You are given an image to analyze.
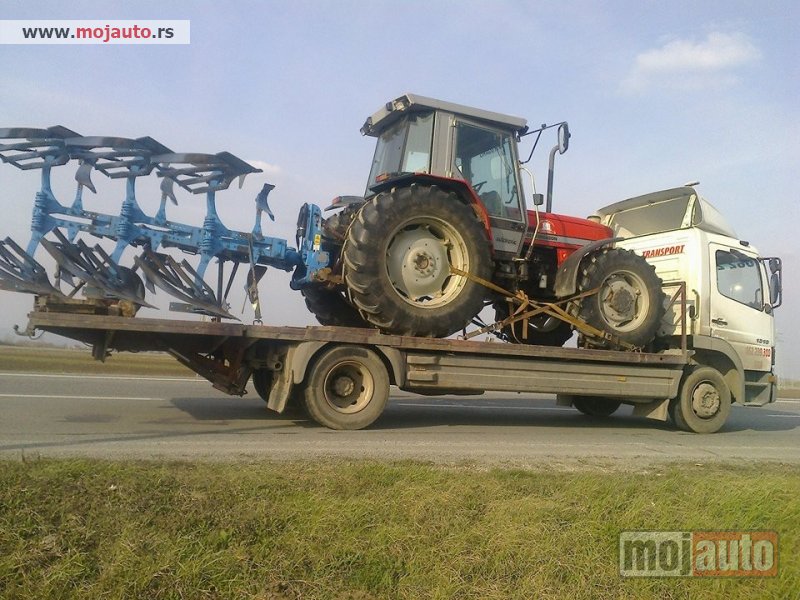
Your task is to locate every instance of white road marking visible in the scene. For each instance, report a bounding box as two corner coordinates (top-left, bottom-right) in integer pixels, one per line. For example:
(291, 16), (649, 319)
(0, 372), (202, 382)
(0, 393), (160, 401)
(395, 403), (574, 412)
(766, 414), (800, 418)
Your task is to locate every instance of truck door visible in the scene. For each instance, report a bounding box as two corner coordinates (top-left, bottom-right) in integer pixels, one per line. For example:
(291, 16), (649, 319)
(709, 243), (774, 371)
(450, 119), (527, 258)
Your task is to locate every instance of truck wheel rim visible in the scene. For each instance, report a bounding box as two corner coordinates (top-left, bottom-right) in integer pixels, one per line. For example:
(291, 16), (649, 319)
(322, 361), (374, 414)
(691, 382), (721, 418)
(598, 270), (650, 332)
(385, 217), (469, 308)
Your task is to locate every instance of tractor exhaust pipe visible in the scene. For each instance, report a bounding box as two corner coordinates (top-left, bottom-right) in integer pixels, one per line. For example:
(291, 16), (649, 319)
(545, 122), (570, 213)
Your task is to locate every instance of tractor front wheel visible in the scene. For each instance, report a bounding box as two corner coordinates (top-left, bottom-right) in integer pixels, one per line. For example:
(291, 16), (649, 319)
(571, 248), (665, 349)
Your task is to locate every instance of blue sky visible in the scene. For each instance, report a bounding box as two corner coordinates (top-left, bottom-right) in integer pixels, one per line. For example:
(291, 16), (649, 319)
(1, 1), (798, 376)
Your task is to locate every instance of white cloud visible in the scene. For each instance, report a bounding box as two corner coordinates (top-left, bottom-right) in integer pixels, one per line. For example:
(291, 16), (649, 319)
(621, 32), (762, 94)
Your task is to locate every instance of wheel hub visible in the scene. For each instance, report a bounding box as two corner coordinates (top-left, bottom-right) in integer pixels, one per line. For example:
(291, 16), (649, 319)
(386, 226), (456, 302)
(691, 382), (721, 418)
(323, 362), (373, 414)
(599, 275), (645, 329)
(332, 375), (355, 397)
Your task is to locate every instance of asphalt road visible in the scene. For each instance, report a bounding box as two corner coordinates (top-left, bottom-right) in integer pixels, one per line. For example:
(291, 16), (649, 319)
(1, 371), (799, 465)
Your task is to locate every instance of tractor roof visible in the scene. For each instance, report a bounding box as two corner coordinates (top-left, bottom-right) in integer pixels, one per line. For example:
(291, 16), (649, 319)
(361, 93), (528, 137)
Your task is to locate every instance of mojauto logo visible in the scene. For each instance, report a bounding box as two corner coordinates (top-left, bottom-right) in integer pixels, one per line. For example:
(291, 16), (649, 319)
(619, 531), (778, 577)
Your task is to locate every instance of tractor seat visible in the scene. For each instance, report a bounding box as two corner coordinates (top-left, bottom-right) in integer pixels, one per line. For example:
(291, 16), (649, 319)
(480, 191), (502, 216)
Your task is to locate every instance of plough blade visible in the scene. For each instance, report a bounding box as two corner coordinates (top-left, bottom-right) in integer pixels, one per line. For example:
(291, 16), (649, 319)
(0, 237), (63, 296)
(134, 250), (236, 320)
(0, 124), (332, 323)
(40, 230), (153, 307)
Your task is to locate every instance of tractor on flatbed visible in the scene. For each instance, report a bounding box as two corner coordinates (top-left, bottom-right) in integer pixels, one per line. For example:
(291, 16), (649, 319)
(313, 94), (666, 349)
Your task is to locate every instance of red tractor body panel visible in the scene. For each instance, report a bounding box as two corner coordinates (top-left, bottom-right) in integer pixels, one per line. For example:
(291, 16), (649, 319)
(526, 211), (613, 266)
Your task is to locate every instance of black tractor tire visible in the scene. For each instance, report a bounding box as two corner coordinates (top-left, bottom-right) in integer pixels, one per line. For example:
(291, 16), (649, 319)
(669, 366), (731, 433)
(494, 303), (573, 347)
(571, 248), (666, 348)
(302, 345), (390, 430)
(343, 184), (492, 338)
(572, 396), (622, 417)
(301, 286), (367, 328)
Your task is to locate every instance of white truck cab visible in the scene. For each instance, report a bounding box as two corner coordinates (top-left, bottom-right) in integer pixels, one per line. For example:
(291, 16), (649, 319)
(595, 186), (782, 408)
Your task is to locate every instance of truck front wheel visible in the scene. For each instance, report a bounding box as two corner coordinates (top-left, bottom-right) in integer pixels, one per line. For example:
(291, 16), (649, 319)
(302, 345), (389, 430)
(670, 366), (731, 433)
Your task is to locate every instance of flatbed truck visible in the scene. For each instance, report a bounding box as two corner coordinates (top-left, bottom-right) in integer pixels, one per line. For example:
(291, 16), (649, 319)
(21, 304), (760, 434)
(12, 182), (782, 434)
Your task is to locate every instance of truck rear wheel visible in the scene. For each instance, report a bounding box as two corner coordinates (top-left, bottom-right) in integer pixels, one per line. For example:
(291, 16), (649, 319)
(301, 286), (366, 328)
(573, 396), (622, 417)
(302, 345), (389, 430)
(572, 248), (665, 348)
(252, 368), (272, 401)
(670, 366), (731, 433)
(252, 368), (305, 416)
(343, 184), (492, 337)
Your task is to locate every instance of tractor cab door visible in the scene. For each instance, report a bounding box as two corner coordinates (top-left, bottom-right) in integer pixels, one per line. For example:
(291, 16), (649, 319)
(450, 119), (527, 258)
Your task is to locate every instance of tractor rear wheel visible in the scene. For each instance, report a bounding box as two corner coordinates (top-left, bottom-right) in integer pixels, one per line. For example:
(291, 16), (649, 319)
(572, 248), (665, 349)
(343, 184), (492, 337)
(301, 286), (366, 328)
(494, 303), (573, 347)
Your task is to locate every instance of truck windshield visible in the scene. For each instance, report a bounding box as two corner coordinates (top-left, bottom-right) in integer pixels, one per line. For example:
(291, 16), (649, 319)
(716, 249), (764, 310)
(366, 111), (434, 191)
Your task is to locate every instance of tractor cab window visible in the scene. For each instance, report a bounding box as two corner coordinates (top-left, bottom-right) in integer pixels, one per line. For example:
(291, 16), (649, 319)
(366, 111), (434, 190)
(716, 249), (765, 310)
(454, 121), (522, 220)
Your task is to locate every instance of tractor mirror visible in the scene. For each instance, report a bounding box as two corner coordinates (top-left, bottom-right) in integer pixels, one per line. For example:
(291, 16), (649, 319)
(557, 122), (570, 154)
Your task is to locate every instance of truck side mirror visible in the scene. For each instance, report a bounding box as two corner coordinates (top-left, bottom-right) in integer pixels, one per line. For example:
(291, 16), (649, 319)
(532, 193), (544, 206)
(557, 122), (570, 154)
(766, 257), (782, 309)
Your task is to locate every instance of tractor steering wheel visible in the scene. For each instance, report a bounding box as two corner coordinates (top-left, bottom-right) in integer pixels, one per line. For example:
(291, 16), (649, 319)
(472, 180), (487, 193)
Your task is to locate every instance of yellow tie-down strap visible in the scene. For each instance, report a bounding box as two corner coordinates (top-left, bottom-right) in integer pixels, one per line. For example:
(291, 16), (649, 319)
(449, 266), (639, 351)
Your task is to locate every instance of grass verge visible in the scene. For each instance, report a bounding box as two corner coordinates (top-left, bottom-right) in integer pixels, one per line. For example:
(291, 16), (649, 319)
(0, 346), (191, 377)
(0, 459), (797, 599)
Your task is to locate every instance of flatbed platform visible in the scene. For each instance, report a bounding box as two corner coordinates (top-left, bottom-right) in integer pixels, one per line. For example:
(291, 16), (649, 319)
(23, 311), (691, 430)
(28, 311), (686, 365)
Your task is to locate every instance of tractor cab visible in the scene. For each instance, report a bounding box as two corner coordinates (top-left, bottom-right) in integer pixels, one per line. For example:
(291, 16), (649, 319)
(360, 94), (530, 257)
